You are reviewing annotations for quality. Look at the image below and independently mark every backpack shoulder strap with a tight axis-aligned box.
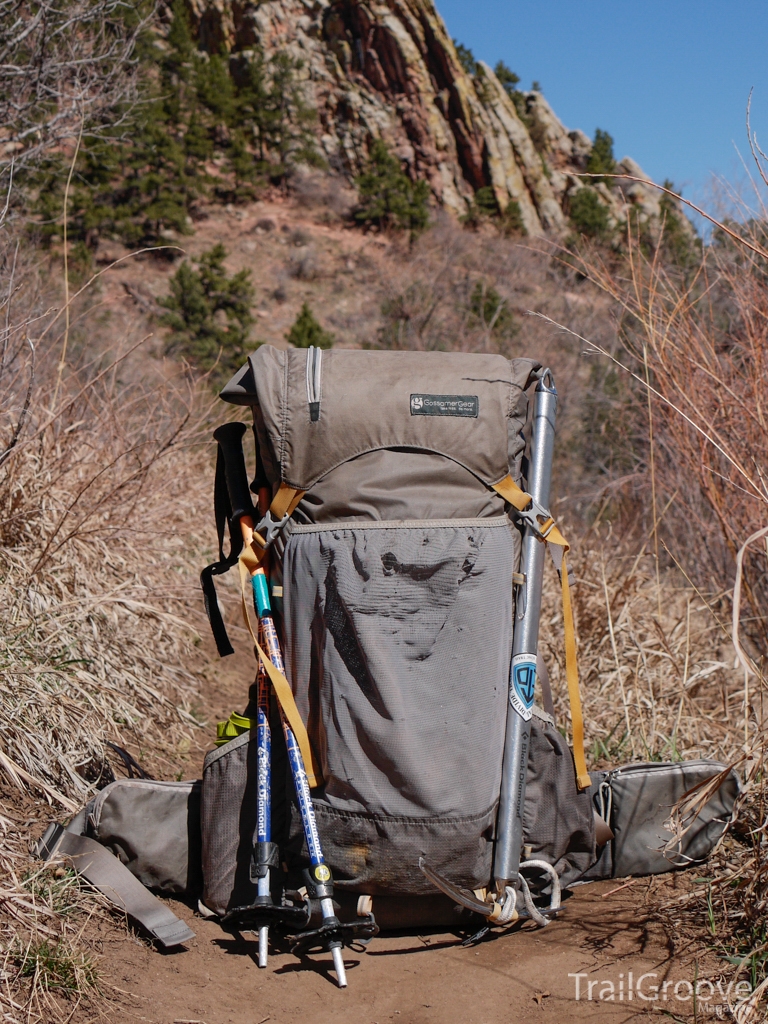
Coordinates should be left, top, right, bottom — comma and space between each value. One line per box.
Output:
201, 445, 243, 657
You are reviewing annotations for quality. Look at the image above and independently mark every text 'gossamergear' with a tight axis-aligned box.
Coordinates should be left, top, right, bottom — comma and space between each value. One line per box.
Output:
410, 394, 479, 417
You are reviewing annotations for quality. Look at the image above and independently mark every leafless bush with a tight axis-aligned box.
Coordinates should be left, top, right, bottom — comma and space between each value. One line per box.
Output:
287, 246, 320, 280
289, 167, 356, 221
539, 143, 768, 1012
0, 0, 147, 172
0, 240, 212, 794
542, 195, 768, 663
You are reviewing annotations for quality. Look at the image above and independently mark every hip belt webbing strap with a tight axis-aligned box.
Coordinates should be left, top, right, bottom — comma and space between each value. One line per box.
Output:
35, 825, 196, 948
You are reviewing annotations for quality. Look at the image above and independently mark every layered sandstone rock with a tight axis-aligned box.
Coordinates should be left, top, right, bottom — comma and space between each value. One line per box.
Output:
182, 0, 669, 238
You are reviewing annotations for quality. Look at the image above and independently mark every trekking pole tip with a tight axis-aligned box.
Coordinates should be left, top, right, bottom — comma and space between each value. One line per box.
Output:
331, 944, 347, 988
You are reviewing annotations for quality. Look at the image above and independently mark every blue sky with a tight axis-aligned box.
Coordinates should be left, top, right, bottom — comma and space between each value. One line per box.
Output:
437, 0, 768, 209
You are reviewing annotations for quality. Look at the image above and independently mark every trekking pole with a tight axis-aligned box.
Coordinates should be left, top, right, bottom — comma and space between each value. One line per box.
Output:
493, 370, 558, 899
210, 423, 276, 966
252, 470, 274, 970
212, 422, 349, 989
251, 569, 348, 988
253, 638, 271, 968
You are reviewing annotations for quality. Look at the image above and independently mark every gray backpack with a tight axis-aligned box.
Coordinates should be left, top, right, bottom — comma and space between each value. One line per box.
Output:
202, 346, 591, 908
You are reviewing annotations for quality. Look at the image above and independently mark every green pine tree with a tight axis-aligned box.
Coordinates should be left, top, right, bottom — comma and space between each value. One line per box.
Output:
568, 188, 610, 238
453, 40, 478, 77
165, 0, 195, 79
355, 139, 430, 235
468, 281, 518, 342
254, 52, 325, 178
586, 129, 616, 184
30, 1, 323, 246
286, 303, 334, 349
657, 180, 701, 269
493, 60, 531, 124
494, 61, 520, 96
461, 186, 525, 237
160, 244, 255, 376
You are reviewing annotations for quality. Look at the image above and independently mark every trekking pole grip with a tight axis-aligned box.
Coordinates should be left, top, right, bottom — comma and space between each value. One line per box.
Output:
213, 422, 256, 524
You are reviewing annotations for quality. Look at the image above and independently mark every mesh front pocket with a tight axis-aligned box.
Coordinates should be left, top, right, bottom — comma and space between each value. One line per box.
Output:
200, 734, 259, 917
281, 516, 517, 892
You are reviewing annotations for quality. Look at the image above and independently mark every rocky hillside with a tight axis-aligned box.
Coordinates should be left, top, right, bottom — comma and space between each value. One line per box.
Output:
182, 0, 665, 237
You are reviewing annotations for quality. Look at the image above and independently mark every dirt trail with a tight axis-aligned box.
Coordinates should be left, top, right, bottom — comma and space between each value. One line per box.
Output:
92, 644, 699, 1024
101, 881, 682, 1024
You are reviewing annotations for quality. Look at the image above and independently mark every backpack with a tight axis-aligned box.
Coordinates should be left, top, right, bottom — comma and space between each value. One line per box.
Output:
201, 346, 592, 920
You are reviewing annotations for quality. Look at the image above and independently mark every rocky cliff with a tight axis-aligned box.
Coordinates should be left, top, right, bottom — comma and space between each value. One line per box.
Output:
182, 0, 665, 238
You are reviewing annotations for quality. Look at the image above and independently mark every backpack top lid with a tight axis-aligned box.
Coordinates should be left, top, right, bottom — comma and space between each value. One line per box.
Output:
221, 346, 540, 491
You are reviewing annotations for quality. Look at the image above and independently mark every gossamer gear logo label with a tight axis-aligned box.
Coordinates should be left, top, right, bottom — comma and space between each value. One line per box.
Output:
410, 394, 479, 417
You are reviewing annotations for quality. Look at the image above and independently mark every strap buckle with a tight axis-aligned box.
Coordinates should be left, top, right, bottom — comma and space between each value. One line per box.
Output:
34, 822, 65, 860
514, 497, 556, 540
252, 509, 292, 549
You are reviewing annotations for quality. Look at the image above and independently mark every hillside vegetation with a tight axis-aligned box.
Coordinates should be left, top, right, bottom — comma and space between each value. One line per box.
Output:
0, 0, 766, 1019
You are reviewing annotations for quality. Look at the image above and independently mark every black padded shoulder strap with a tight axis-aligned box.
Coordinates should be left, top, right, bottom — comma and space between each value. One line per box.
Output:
200, 445, 243, 657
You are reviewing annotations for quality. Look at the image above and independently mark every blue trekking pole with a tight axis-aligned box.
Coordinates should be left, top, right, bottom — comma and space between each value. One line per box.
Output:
211, 424, 303, 965
250, 568, 348, 988
253, 636, 271, 967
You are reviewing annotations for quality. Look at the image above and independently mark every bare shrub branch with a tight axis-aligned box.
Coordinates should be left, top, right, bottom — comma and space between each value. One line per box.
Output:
0, 0, 149, 171
552, 199, 768, 660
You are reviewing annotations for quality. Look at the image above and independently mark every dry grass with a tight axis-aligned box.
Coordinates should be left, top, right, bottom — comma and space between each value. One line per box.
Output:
0, 857, 107, 1023
0, 221, 216, 1018
541, 536, 751, 766
536, 153, 768, 1016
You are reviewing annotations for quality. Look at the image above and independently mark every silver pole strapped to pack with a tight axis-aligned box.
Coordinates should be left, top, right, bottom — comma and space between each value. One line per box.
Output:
493, 369, 558, 896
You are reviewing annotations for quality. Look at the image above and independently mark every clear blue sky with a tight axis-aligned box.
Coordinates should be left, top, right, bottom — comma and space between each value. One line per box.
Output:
437, 0, 768, 208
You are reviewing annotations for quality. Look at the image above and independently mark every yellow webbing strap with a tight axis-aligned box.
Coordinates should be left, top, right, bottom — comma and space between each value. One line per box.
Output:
549, 542, 591, 791
492, 474, 531, 511
238, 559, 321, 787
233, 483, 317, 784
241, 484, 305, 573
492, 475, 591, 791
270, 483, 305, 519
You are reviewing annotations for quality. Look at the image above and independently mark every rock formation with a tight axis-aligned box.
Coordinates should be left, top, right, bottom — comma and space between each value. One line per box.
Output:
182, 0, 668, 237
